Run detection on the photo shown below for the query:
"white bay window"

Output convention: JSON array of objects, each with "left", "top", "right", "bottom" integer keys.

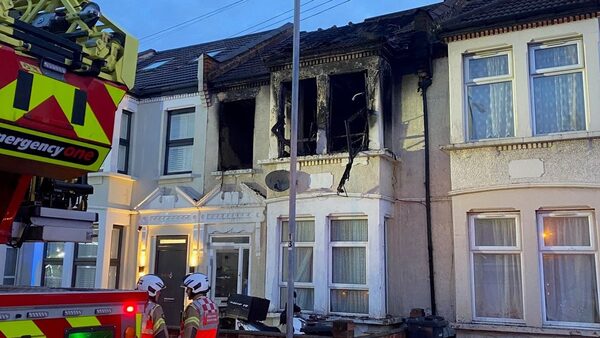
[
  {"left": 538, "top": 211, "right": 600, "bottom": 325},
  {"left": 469, "top": 214, "right": 523, "bottom": 321},
  {"left": 530, "top": 40, "right": 586, "bottom": 135},
  {"left": 464, "top": 51, "right": 514, "bottom": 141}
]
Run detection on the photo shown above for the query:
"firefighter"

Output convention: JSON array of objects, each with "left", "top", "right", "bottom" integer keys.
[
  {"left": 180, "top": 273, "right": 219, "bottom": 338},
  {"left": 136, "top": 274, "right": 169, "bottom": 338}
]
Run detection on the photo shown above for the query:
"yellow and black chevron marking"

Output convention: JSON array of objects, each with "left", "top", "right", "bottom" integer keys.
[{"left": 0, "top": 69, "right": 123, "bottom": 145}]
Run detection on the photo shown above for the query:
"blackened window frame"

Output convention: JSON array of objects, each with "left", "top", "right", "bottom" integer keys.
[
  {"left": 164, "top": 107, "right": 195, "bottom": 175},
  {"left": 118, "top": 110, "right": 132, "bottom": 174}
]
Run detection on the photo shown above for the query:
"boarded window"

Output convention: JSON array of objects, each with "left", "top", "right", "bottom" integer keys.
[
  {"left": 329, "top": 72, "right": 368, "bottom": 153},
  {"left": 219, "top": 99, "right": 255, "bottom": 170}
]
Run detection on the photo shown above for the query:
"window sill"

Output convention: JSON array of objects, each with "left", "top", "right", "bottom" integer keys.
[
  {"left": 158, "top": 173, "right": 197, "bottom": 185},
  {"left": 442, "top": 130, "right": 600, "bottom": 151},
  {"left": 88, "top": 172, "right": 136, "bottom": 182},
  {"left": 453, "top": 322, "right": 600, "bottom": 336},
  {"left": 210, "top": 168, "right": 256, "bottom": 176}
]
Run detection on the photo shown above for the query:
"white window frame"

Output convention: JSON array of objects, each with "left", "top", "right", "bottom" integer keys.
[
  {"left": 164, "top": 107, "right": 195, "bottom": 175},
  {"left": 463, "top": 50, "right": 515, "bottom": 141},
  {"left": 468, "top": 212, "right": 524, "bottom": 324},
  {"left": 537, "top": 210, "right": 600, "bottom": 328},
  {"left": 529, "top": 39, "right": 587, "bottom": 135},
  {"left": 328, "top": 217, "right": 369, "bottom": 316},
  {"left": 279, "top": 218, "right": 315, "bottom": 312}
]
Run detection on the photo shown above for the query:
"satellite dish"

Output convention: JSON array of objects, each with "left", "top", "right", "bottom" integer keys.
[{"left": 265, "top": 170, "right": 290, "bottom": 192}]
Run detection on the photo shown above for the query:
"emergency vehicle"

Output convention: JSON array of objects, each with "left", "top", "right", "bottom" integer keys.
[
  {"left": 0, "top": 1, "right": 145, "bottom": 336},
  {"left": 0, "top": 286, "right": 147, "bottom": 337}
]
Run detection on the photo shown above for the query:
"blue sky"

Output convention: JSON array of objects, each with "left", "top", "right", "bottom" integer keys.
[{"left": 100, "top": 0, "right": 440, "bottom": 52}]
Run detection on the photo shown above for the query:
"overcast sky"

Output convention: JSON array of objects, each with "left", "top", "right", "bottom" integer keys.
[{"left": 100, "top": 0, "right": 440, "bottom": 52}]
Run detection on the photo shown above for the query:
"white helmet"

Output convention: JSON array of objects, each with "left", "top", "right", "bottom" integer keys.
[
  {"left": 136, "top": 274, "right": 165, "bottom": 297},
  {"left": 182, "top": 273, "right": 210, "bottom": 293}
]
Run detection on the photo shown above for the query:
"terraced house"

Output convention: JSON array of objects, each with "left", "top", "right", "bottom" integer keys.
[
  {"left": 4, "top": 0, "right": 600, "bottom": 337},
  {"left": 442, "top": 0, "right": 600, "bottom": 336}
]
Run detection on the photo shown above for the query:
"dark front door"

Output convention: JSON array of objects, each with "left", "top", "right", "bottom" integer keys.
[{"left": 155, "top": 236, "right": 188, "bottom": 329}]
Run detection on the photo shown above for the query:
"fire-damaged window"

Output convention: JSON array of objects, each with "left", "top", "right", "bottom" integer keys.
[
  {"left": 219, "top": 99, "right": 255, "bottom": 171},
  {"left": 279, "top": 79, "right": 318, "bottom": 156},
  {"left": 329, "top": 72, "right": 368, "bottom": 153}
]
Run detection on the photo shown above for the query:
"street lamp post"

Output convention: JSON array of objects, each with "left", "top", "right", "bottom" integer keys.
[{"left": 286, "top": 0, "right": 301, "bottom": 337}]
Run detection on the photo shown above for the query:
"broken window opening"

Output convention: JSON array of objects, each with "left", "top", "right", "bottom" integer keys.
[
  {"left": 330, "top": 72, "right": 370, "bottom": 194},
  {"left": 218, "top": 99, "right": 255, "bottom": 171},
  {"left": 329, "top": 72, "right": 369, "bottom": 154},
  {"left": 274, "top": 79, "right": 318, "bottom": 158}
]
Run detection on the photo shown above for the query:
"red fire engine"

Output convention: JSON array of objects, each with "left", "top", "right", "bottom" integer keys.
[{"left": 0, "top": 0, "right": 144, "bottom": 337}]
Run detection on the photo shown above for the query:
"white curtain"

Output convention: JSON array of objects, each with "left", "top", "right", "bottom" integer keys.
[
  {"left": 281, "top": 221, "right": 314, "bottom": 310},
  {"left": 533, "top": 44, "right": 584, "bottom": 134},
  {"left": 467, "top": 55, "right": 513, "bottom": 140},
  {"left": 167, "top": 145, "right": 193, "bottom": 173},
  {"left": 472, "top": 218, "right": 523, "bottom": 319},
  {"left": 542, "top": 216, "right": 600, "bottom": 323},
  {"left": 75, "top": 266, "right": 96, "bottom": 288}
]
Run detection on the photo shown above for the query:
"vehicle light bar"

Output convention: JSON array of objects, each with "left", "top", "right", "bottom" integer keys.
[
  {"left": 95, "top": 308, "right": 112, "bottom": 315},
  {"left": 27, "top": 311, "right": 49, "bottom": 318},
  {"left": 63, "top": 310, "right": 82, "bottom": 317}
]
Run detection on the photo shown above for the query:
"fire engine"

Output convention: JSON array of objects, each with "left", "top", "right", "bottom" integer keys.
[{"left": 0, "top": 0, "right": 145, "bottom": 336}]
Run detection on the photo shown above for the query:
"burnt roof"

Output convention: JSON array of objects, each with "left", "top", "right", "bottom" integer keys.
[
  {"left": 263, "top": 4, "right": 447, "bottom": 66},
  {"left": 442, "top": 0, "right": 600, "bottom": 37},
  {"left": 133, "top": 25, "right": 291, "bottom": 97}
]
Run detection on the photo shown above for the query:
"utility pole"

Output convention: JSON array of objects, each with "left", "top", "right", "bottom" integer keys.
[{"left": 286, "top": 0, "right": 300, "bottom": 337}]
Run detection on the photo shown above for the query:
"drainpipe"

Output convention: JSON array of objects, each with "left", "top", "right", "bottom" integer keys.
[{"left": 418, "top": 69, "right": 436, "bottom": 316}]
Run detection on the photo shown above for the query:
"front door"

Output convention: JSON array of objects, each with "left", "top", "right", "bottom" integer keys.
[
  {"left": 155, "top": 236, "right": 188, "bottom": 329},
  {"left": 211, "top": 236, "right": 250, "bottom": 307}
]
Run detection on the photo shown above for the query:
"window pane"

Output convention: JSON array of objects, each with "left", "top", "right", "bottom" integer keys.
[
  {"left": 330, "top": 289, "right": 368, "bottom": 314},
  {"left": 2, "top": 277, "right": 15, "bottom": 285},
  {"left": 533, "top": 72, "right": 585, "bottom": 134},
  {"left": 169, "top": 113, "right": 195, "bottom": 140},
  {"left": 282, "top": 247, "right": 313, "bottom": 283},
  {"left": 280, "top": 287, "right": 314, "bottom": 311},
  {"left": 281, "top": 221, "right": 314, "bottom": 242},
  {"left": 120, "top": 112, "right": 130, "bottom": 140},
  {"left": 474, "top": 218, "right": 517, "bottom": 247},
  {"left": 117, "top": 144, "right": 128, "bottom": 173},
  {"left": 110, "top": 228, "right": 121, "bottom": 260},
  {"left": 74, "top": 265, "right": 96, "bottom": 288},
  {"left": 467, "top": 82, "right": 514, "bottom": 140},
  {"left": 167, "top": 145, "right": 193, "bottom": 173},
  {"left": 468, "top": 55, "right": 509, "bottom": 79},
  {"left": 46, "top": 243, "right": 65, "bottom": 259},
  {"left": 535, "top": 44, "right": 579, "bottom": 69},
  {"left": 211, "top": 236, "right": 250, "bottom": 244},
  {"left": 3, "top": 247, "right": 18, "bottom": 277},
  {"left": 77, "top": 242, "right": 98, "bottom": 259},
  {"left": 44, "top": 264, "right": 62, "bottom": 287},
  {"left": 108, "top": 265, "right": 118, "bottom": 289},
  {"left": 473, "top": 253, "right": 523, "bottom": 319},
  {"left": 331, "top": 219, "right": 368, "bottom": 242},
  {"left": 543, "top": 254, "right": 600, "bottom": 323},
  {"left": 543, "top": 216, "right": 590, "bottom": 247},
  {"left": 332, "top": 247, "right": 366, "bottom": 284}
]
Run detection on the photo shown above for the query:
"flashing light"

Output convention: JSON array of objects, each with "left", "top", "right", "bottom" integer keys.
[{"left": 125, "top": 305, "right": 135, "bottom": 314}]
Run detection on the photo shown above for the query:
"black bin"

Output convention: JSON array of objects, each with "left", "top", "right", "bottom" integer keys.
[
  {"left": 226, "top": 294, "right": 270, "bottom": 321},
  {"left": 406, "top": 316, "right": 454, "bottom": 338}
]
